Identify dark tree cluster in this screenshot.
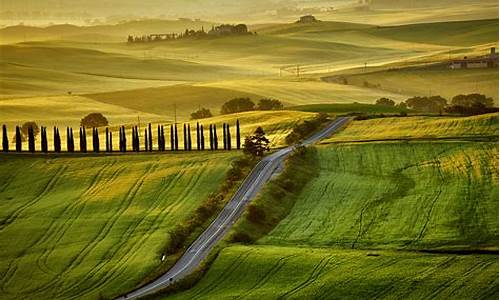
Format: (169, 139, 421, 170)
(190, 107, 213, 120)
(220, 98, 284, 115)
(399, 93, 497, 115)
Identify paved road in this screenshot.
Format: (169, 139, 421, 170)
(117, 117, 349, 300)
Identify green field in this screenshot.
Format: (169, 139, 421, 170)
(289, 103, 410, 114)
(162, 114, 498, 299)
(323, 113, 499, 143)
(167, 245, 498, 300)
(0, 152, 238, 300)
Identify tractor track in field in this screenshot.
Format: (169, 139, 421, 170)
(118, 118, 350, 300)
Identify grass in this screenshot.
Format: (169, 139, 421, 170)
(323, 113, 499, 143)
(341, 67, 499, 104)
(260, 142, 498, 250)
(166, 245, 499, 300)
(160, 114, 498, 299)
(0, 152, 238, 300)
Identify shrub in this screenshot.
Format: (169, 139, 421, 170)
(190, 107, 213, 120)
(220, 98, 255, 114)
(81, 113, 109, 128)
(257, 98, 283, 110)
(247, 205, 266, 224)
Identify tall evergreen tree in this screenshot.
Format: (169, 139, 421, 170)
(15, 126, 22, 152)
(70, 128, 75, 152)
(67, 127, 71, 152)
(105, 128, 110, 152)
(196, 122, 200, 150)
(236, 119, 241, 150)
(41, 127, 48, 153)
(227, 124, 231, 150)
(96, 128, 100, 153)
(213, 124, 218, 150)
(187, 124, 192, 151)
(209, 124, 214, 150)
(170, 125, 174, 151)
(82, 127, 87, 152)
(79, 128, 84, 152)
(174, 124, 179, 151)
(148, 123, 153, 151)
(161, 125, 165, 151)
(122, 126, 127, 152)
(28, 127, 35, 152)
(183, 124, 187, 151)
(223, 123, 227, 150)
(144, 129, 148, 151)
(55, 127, 61, 153)
(200, 124, 205, 150)
(131, 127, 135, 151)
(157, 125, 162, 151)
(53, 127, 57, 152)
(2, 125, 8, 152)
(109, 130, 113, 152)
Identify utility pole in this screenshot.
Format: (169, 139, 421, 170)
(296, 65, 300, 77)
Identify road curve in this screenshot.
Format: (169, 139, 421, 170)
(117, 117, 350, 300)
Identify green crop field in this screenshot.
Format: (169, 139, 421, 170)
(0, 152, 238, 300)
(323, 113, 499, 143)
(162, 114, 498, 299)
(167, 245, 498, 300)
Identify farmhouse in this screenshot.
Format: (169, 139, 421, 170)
(297, 15, 319, 23)
(450, 47, 499, 69)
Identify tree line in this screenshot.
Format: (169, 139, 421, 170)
(1, 121, 242, 154)
(191, 98, 284, 120)
(375, 93, 497, 115)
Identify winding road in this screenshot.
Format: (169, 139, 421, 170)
(118, 117, 349, 300)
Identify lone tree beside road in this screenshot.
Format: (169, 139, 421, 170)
(81, 113, 109, 128)
(243, 126, 270, 157)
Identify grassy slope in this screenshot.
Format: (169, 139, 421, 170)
(168, 245, 498, 300)
(0, 152, 237, 300)
(0, 95, 167, 129)
(324, 113, 499, 142)
(343, 67, 499, 104)
(85, 85, 264, 119)
(164, 115, 498, 299)
(288, 103, 410, 114)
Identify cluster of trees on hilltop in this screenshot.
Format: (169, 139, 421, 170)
(190, 98, 284, 120)
(375, 93, 497, 115)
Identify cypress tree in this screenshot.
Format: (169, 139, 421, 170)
(174, 124, 179, 151)
(135, 126, 140, 152)
(183, 124, 187, 151)
(227, 124, 231, 150)
(42, 127, 48, 153)
(157, 125, 161, 151)
(94, 128, 100, 153)
(170, 125, 174, 151)
(131, 127, 135, 152)
(209, 124, 214, 150)
(15, 126, 22, 152)
(161, 125, 165, 151)
(144, 129, 148, 151)
(82, 127, 87, 153)
(70, 128, 75, 152)
(66, 127, 71, 152)
(55, 127, 61, 153)
(148, 123, 153, 152)
(196, 122, 200, 150)
(79, 128, 83, 152)
(236, 119, 241, 150)
(187, 124, 192, 151)
(200, 124, 205, 150)
(2, 125, 8, 152)
(213, 124, 218, 150)
(109, 131, 113, 152)
(28, 127, 35, 153)
(223, 123, 227, 150)
(122, 126, 127, 152)
(105, 128, 110, 152)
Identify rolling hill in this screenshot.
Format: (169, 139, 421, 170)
(0, 151, 238, 300)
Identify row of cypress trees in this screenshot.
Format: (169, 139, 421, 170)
(1, 120, 242, 153)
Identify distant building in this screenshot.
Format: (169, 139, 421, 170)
(297, 15, 318, 23)
(450, 47, 499, 69)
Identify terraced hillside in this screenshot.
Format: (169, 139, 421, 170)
(163, 115, 499, 299)
(0, 152, 238, 300)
